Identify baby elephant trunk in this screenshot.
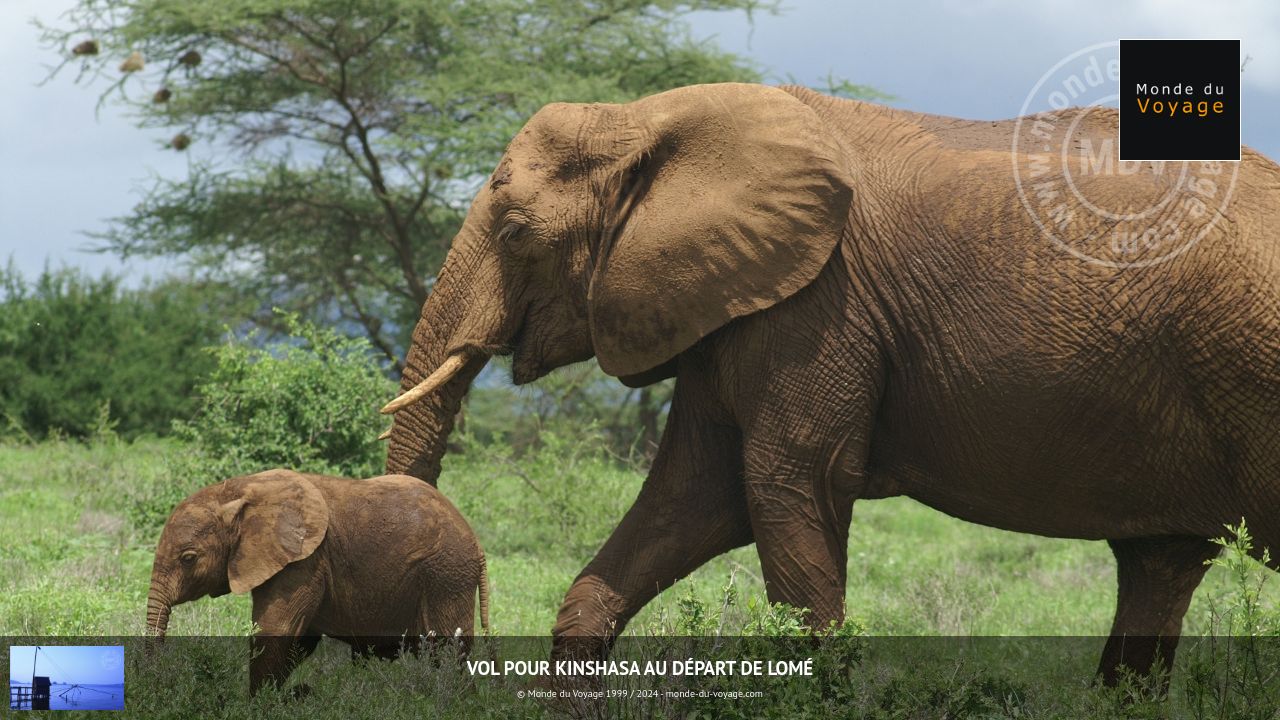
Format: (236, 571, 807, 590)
(145, 590, 171, 639)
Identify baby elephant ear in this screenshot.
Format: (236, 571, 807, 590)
(221, 470, 329, 594)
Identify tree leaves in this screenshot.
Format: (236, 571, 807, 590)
(39, 0, 769, 367)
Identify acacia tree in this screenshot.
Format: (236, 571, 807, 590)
(40, 0, 769, 371)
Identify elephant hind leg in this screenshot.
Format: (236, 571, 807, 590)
(1098, 536, 1219, 687)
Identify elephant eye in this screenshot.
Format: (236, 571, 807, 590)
(496, 221, 523, 247)
(180, 551, 198, 565)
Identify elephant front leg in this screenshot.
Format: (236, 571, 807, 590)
(248, 576, 323, 695)
(740, 390, 875, 631)
(250, 635, 320, 697)
(743, 461, 860, 631)
(551, 382, 753, 659)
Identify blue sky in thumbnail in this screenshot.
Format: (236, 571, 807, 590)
(8, 645, 125, 685)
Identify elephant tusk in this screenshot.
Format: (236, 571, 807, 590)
(377, 427, 393, 441)
(380, 353, 468, 414)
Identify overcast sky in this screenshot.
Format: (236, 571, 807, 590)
(2, 0, 1276, 284)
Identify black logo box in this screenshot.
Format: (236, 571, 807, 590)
(1120, 39, 1241, 161)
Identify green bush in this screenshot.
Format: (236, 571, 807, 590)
(0, 262, 235, 440)
(129, 313, 394, 531)
(1181, 520, 1280, 718)
(448, 428, 641, 558)
(175, 311, 395, 477)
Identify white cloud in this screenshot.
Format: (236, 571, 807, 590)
(996, 0, 1280, 90)
(1130, 0, 1280, 90)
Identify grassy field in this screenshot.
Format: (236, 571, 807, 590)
(1, 434, 1269, 638)
(4, 436, 1280, 717)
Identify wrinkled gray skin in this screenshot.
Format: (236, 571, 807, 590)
(146, 470, 489, 694)
(383, 82, 1280, 684)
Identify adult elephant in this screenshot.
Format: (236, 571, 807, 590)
(381, 82, 1280, 682)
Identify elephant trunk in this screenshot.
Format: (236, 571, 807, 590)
(385, 233, 497, 484)
(145, 591, 171, 639)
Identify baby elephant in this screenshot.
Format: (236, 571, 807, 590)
(145, 469, 490, 694)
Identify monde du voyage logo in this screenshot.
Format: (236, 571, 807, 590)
(1120, 39, 1241, 161)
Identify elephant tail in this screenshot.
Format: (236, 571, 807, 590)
(477, 545, 490, 634)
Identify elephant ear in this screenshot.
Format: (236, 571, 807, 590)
(588, 83, 853, 377)
(220, 470, 329, 594)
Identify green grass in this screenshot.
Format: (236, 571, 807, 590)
(1, 434, 1275, 637)
(5, 436, 1280, 718)
(0, 437, 249, 637)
